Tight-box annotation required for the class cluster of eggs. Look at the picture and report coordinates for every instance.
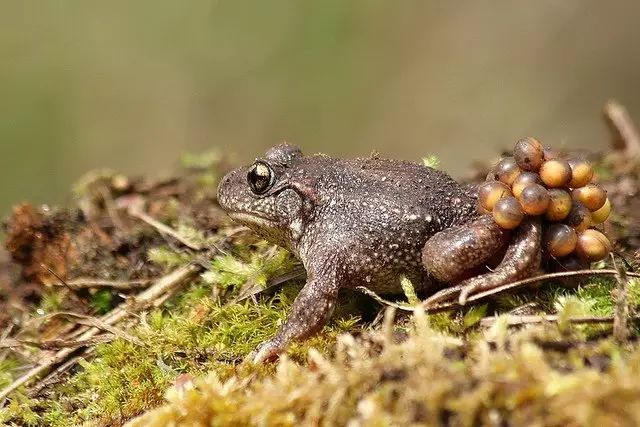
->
[478,137,612,262]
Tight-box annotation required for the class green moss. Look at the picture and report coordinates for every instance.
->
[90,289,114,314]
[147,246,194,268]
[202,244,298,291]
[38,289,64,314]
[422,155,441,169]
[126,311,640,427]
[2,194,638,426]
[0,277,358,426]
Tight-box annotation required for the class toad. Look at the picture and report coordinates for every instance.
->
[217,143,542,363]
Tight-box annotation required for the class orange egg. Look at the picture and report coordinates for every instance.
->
[572,183,607,212]
[545,189,573,221]
[493,196,524,229]
[591,198,612,224]
[518,184,550,216]
[512,172,543,199]
[543,223,578,257]
[564,201,592,232]
[575,229,612,262]
[514,137,545,171]
[567,158,594,188]
[478,181,512,212]
[539,159,572,188]
[494,157,522,186]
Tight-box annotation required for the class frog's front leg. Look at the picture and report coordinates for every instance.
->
[423,217,542,307]
[247,257,341,364]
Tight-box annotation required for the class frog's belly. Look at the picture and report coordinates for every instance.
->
[341,253,436,296]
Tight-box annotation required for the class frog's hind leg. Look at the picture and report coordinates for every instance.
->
[423,218,542,307]
[422,214,511,284]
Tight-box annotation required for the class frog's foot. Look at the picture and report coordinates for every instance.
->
[422,214,511,283]
[245,262,341,364]
[423,218,542,308]
[245,338,285,364]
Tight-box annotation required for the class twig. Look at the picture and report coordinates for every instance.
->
[0,334,116,350]
[0,263,201,402]
[358,269,640,313]
[27,351,92,397]
[45,312,144,346]
[611,254,630,343]
[603,99,640,157]
[62,278,152,290]
[98,184,126,231]
[0,325,14,364]
[40,264,74,292]
[128,206,202,251]
[463,269,640,305]
[17,311,144,346]
[480,314,640,328]
[355,286,453,313]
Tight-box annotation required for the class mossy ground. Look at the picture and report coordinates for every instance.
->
[1,147,639,426]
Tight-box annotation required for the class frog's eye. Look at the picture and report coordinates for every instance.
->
[247,161,275,195]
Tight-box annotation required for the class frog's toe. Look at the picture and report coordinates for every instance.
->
[456,217,542,305]
[422,285,465,308]
[246,338,285,364]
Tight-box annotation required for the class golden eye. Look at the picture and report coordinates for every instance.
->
[247,161,275,195]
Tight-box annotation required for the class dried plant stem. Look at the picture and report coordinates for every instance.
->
[603,99,640,157]
[359,269,640,312]
[128,206,203,250]
[480,314,640,328]
[62,278,153,290]
[0,263,201,403]
[611,254,630,343]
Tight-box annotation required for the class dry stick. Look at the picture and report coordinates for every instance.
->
[456,269,640,306]
[358,269,640,313]
[128,207,202,251]
[481,314,640,328]
[62,278,153,290]
[0,263,201,402]
[611,254,630,343]
[27,352,90,397]
[44,312,144,346]
[0,334,116,350]
[98,184,126,231]
[0,325,14,364]
[17,311,144,345]
[603,99,640,157]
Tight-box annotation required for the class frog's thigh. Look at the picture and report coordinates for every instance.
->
[422,214,510,283]
[424,218,542,307]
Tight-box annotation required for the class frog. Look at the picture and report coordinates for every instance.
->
[217,143,542,363]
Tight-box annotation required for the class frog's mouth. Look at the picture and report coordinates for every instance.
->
[228,212,284,230]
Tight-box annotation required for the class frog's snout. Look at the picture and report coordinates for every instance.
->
[216,169,239,211]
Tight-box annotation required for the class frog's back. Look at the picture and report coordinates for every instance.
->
[300,155,477,232]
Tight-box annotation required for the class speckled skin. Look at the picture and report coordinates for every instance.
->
[217,143,541,363]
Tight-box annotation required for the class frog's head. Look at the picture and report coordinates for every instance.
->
[217,143,315,250]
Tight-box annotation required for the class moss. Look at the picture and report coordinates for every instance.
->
[147,246,194,268]
[89,289,114,314]
[0,278,358,425]
[126,310,640,427]
[422,155,441,169]
[2,146,639,425]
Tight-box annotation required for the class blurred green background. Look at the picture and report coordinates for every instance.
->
[1,1,639,216]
